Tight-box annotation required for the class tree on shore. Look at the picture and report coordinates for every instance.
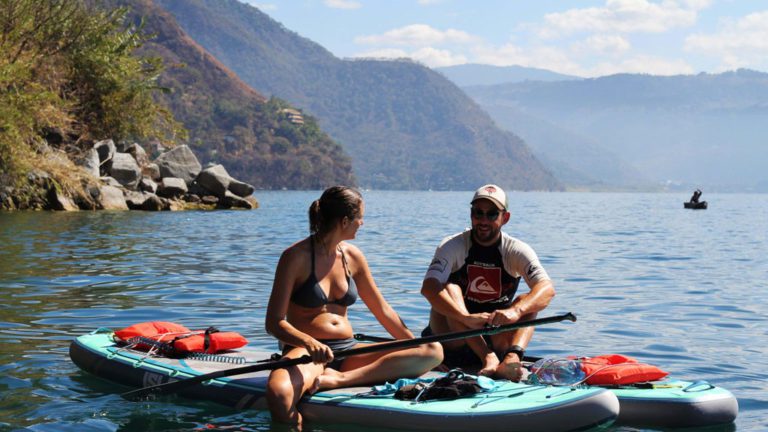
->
[0,0,182,197]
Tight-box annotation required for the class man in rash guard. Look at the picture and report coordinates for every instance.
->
[420,184,555,381]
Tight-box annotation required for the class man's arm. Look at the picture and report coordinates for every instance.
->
[489,279,555,326]
[421,278,489,328]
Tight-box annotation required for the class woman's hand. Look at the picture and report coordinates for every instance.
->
[304,338,334,364]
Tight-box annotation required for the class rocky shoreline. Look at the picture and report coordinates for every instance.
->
[1,140,257,211]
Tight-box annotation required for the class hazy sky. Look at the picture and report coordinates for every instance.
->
[239,0,768,77]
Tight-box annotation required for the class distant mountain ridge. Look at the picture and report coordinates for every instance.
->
[436,64,581,86]
[154,0,562,191]
[121,0,354,189]
[463,69,768,192]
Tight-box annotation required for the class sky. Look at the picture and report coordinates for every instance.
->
[239,0,768,78]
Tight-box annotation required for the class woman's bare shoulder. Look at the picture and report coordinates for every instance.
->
[340,242,369,270]
[280,237,311,263]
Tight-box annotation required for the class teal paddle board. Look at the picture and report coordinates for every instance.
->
[70,329,618,432]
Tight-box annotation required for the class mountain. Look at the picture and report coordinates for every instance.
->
[435,64,581,87]
[483,105,654,191]
[153,0,562,191]
[121,0,354,189]
[463,70,768,192]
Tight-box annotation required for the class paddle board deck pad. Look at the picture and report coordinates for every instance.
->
[70,330,618,432]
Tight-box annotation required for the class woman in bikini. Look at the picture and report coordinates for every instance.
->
[265,186,443,425]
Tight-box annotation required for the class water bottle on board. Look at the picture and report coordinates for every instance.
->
[530,358,586,385]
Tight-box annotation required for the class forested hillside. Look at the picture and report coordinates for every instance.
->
[154,0,561,191]
[122,0,354,189]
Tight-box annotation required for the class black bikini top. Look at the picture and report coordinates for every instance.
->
[290,236,358,308]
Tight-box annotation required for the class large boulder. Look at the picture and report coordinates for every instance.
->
[125,191,166,211]
[98,185,128,210]
[143,163,161,181]
[228,178,255,198]
[76,148,100,177]
[47,183,79,211]
[139,177,157,194]
[154,145,201,185]
[196,164,255,198]
[157,177,188,198]
[221,190,254,209]
[94,139,116,174]
[109,153,141,190]
[196,164,230,197]
[127,143,149,167]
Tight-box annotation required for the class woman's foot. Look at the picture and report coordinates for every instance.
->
[315,367,345,391]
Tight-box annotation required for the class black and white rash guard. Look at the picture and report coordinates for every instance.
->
[424,229,550,313]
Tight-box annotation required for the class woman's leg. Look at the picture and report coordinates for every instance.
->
[316,341,443,390]
[266,347,325,425]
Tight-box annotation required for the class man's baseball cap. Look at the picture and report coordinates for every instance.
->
[471,184,507,211]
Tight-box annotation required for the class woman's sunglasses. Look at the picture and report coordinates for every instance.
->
[471,207,501,221]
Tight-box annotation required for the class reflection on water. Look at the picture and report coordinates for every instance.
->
[1,192,767,431]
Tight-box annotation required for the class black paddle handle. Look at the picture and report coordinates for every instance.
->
[337,312,576,360]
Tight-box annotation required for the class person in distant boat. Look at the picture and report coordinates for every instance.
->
[690,189,702,203]
[265,185,442,426]
[420,184,555,381]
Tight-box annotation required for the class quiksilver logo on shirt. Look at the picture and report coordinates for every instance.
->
[466,265,502,302]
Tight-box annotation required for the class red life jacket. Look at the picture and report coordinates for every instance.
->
[114,321,247,354]
[578,354,668,385]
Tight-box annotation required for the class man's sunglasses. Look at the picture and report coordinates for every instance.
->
[471,207,501,221]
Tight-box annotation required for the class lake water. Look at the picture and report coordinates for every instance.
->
[1,191,767,431]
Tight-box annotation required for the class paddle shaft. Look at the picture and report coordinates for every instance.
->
[122,312,575,399]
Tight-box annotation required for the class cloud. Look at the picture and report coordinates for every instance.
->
[575,34,631,55]
[684,10,768,70]
[352,48,411,59]
[355,24,478,47]
[324,0,361,10]
[538,0,711,38]
[410,47,468,67]
[472,43,583,74]
[352,47,467,67]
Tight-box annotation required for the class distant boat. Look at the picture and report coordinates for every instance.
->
[684,201,708,209]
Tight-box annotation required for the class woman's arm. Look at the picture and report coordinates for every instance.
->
[346,244,415,340]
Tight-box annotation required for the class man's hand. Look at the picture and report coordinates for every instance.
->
[487,307,522,326]
[460,312,492,329]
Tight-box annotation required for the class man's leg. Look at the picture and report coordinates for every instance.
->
[428,284,499,375]
[490,312,537,381]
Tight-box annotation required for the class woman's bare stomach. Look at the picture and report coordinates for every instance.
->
[288,307,354,340]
